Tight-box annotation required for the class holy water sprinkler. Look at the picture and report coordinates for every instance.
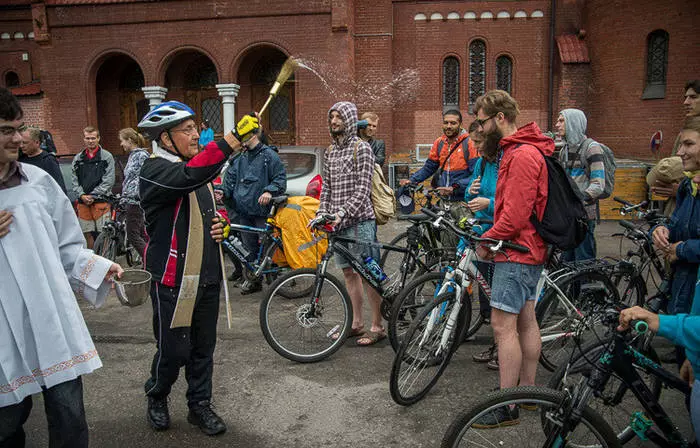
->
[257,56,298,117]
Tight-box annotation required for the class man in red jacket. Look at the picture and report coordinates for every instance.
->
[473,90,553,427]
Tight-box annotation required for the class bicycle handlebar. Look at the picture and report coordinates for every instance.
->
[420,207,529,253]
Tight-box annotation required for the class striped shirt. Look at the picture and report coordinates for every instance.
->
[560,139,606,220]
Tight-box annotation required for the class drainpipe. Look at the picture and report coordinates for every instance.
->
[547,0,556,131]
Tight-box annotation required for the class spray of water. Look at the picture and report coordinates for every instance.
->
[294,56,420,109]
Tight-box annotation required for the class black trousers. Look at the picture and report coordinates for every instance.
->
[144,281,220,407]
[0,377,87,448]
[124,203,148,258]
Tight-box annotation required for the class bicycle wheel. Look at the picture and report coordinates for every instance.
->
[536,270,619,372]
[259,268,352,363]
[441,386,621,448]
[388,271,444,352]
[612,273,646,309]
[94,232,116,261]
[389,291,469,406]
[547,337,662,445]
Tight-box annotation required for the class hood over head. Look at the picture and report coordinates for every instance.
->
[328,101,358,142]
[559,108,588,148]
[500,122,555,156]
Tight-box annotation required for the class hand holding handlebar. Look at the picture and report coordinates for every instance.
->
[617,306,659,333]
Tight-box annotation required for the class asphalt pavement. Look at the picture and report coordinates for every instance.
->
[23,220,692,447]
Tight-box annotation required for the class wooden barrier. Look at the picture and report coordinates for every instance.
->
[599,161,650,220]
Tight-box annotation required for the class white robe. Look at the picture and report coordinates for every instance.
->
[0,164,112,407]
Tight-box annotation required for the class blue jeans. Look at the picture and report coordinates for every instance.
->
[238,215,267,262]
[0,377,87,448]
[691,379,700,440]
[563,219,597,262]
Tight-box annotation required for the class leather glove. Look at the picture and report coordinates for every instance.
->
[233,113,259,142]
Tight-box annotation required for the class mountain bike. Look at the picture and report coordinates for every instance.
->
[441,308,692,447]
[258,212,447,363]
[389,207,529,406]
[92,194,141,267]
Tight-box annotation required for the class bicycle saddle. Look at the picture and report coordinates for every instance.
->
[397,213,431,222]
[270,195,289,206]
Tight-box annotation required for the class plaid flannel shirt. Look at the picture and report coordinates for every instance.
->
[319,101,375,230]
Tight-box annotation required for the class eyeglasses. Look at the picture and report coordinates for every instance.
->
[474,114,497,128]
[0,124,27,137]
[171,125,198,136]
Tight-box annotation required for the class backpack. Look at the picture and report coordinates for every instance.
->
[431,136,475,188]
[39,130,57,154]
[571,138,616,200]
[349,141,396,225]
[531,147,589,250]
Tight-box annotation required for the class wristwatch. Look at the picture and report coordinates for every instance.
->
[337,210,346,220]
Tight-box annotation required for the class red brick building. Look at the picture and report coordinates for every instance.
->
[1,0,698,162]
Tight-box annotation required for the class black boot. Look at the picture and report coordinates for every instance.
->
[147,396,170,431]
[188,401,227,436]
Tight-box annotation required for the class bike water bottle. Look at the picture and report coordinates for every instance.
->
[230,236,251,259]
[364,257,388,283]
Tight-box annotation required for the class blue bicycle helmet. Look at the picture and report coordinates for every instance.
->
[138,101,195,140]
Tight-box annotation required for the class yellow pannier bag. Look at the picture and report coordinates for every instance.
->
[271,196,328,269]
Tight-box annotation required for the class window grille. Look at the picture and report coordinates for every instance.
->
[442,57,460,110]
[201,98,222,133]
[642,30,668,99]
[469,40,486,111]
[496,56,513,94]
[270,95,290,131]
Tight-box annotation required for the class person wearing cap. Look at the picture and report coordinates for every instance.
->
[137,101,259,436]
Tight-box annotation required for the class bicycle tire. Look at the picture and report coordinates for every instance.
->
[547,337,662,445]
[441,386,621,448]
[388,269,485,352]
[259,268,352,363]
[389,291,469,406]
[536,270,620,372]
[612,273,646,309]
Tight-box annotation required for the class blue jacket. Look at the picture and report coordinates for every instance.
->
[222,143,286,218]
[465,157,497,235]
[658,271,700,374]
[199,128,214,146]
[662,177,700,314]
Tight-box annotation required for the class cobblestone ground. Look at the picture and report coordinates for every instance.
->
[22,221,692,447]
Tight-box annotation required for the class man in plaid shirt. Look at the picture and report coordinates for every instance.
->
[316,101,386,346]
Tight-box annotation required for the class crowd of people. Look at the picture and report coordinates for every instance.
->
[0,78,699,445]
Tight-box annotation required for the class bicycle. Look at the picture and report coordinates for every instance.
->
[610,196,670,310]
[441,307,692,447]
[221,194,310,297]
[93,194,142,267]
[389,206,529,406]
[258,212,446,363]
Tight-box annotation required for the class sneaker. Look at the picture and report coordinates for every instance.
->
[487,352,499,370]
[147,396,170,431]
[472,404,520,428]
[188,401,227,436]
[240,280,263,295]
[227,270,242,282]
[473,344,497,363]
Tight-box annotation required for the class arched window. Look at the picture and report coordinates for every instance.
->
[5,71,19,88]
[469,40,486,111]
[496,55,513,94]
[442,56,460,110]
[643,30,669,99]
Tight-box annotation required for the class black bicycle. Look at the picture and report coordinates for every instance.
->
[258,212,446,363]
[93,194,141,267]
[441,307,692,447]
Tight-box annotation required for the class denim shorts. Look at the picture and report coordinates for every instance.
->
[490,262,544,314]
[333,220,380,270]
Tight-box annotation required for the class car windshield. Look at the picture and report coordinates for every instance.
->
[279,153,315,180]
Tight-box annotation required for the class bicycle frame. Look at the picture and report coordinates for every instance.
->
[225,221,284,277]
[572,332,691,446]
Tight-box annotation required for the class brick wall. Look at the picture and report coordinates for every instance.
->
[554,63,591,117]
[18,95,45,129]
[584,0,700,160]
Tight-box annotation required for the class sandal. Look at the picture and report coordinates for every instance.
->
[331,326,364,341]
[356,329,386,346]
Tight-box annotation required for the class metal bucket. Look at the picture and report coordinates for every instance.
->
[114,269,151,307]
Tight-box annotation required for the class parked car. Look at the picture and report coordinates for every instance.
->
[277,146,324,196]
[57,153,129,203]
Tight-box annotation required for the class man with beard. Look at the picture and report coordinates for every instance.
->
[555,108,607,261]
[472,90,553,428]
[400,110,477,201]
[316,101,386,346]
